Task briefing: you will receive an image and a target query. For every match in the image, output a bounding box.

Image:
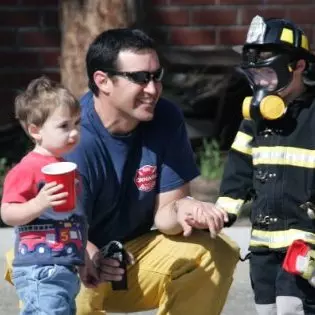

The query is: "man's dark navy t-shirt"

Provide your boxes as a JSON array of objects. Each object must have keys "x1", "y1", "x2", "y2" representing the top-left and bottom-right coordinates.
[{"x1": 64, "y1": 91, "x2": 199, "y2": 248}]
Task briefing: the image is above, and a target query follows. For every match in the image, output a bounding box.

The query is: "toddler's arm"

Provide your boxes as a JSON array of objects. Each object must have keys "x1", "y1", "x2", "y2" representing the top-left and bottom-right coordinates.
[{"x1": 1, "y1": 182, "x2": 67, "y2": 226}]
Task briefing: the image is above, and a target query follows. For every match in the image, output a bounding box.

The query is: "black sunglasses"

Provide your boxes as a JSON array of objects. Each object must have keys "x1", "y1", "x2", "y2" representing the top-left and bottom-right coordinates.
[{"x1": 104, "y1": 67, "x2": 164, "y2": 85}]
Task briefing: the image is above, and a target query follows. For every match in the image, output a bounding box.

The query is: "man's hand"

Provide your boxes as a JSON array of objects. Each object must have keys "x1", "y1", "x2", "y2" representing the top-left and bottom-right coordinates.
[
  {"x1": 80, "y1": 241, "x2": 135, "y2": 286},
  {"x1": 78, "y1": 241, "x2": 100, "y2": 288},
  {"x1": 98, "y1": 246, "x2": 134, "y2": 283},
  {"x1": 176, "y1": 198, "x2": 229, "y2": 238},
  {"x1": 97, "y1": 257, "x2": 126, "y2": 283},
  {"x1": 79, "y1": 241, "x2": 124, "y2": 288}
]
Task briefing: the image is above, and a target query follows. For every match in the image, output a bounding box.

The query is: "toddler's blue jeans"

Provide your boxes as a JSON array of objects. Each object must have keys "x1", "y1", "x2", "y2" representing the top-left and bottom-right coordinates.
[{"x1": 12, "y1": 264, "x2": 80, "y2": 315}]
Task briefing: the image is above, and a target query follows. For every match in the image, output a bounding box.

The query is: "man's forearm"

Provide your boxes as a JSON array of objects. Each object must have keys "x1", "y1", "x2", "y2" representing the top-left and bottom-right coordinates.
[{"x1": 154, "y1": 200, "x2": 183, "y2": 235}]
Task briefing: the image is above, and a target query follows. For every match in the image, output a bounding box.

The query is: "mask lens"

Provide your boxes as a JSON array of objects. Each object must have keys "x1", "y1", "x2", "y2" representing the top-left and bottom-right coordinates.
[{"x1": 247, "y1": 67, "x2": 278, "y2": 91}]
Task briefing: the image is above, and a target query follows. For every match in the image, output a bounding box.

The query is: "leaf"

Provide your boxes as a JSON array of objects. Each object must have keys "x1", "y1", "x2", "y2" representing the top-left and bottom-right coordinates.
[{"x1": 197, "y1": 139, "x2": 225, "y2": 180}]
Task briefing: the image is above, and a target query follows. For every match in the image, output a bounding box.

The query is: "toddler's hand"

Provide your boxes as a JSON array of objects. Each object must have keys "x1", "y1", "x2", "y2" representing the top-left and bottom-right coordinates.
[{"x1": 34, "y1": 181, "x2": 68, "y2": 213}]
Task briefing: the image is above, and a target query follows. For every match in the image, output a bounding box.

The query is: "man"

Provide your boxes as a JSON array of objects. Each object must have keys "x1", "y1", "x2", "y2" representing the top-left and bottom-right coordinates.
[
  {"x1": 5, "y1": 28, "x2": 239, "y2": 315},
  {"x1": 216, "y1": 16, "x2": 315, "y2": 315}
]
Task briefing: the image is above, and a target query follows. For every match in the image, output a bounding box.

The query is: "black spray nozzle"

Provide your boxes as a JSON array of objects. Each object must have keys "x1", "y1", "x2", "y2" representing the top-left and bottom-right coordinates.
[{"x1": 100, "y1": 240, "x2": 129, "y2": 291}]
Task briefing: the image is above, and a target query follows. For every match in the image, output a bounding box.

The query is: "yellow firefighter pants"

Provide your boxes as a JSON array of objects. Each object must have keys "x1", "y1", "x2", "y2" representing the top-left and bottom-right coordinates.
[{"x1": 5, "y1": 230, "x2": 239, "y2": 315}]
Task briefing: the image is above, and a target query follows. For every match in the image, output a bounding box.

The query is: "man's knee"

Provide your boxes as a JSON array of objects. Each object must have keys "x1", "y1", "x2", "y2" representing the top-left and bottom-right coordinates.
[
  {"x1": 191, "y1": 231, "x2": 240, "y2": 277},
  {"x1": 163, "y1": 230, "x2": 239, "y2": 279},
  {"x1": 177, "y1": 230, "x2": 239, "y2": 261}
]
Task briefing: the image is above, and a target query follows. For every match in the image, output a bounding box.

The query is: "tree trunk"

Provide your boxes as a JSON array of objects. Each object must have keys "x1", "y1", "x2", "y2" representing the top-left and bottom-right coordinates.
[{"x1": 60, "y1": 0, "x2": 134, "y2": 98}]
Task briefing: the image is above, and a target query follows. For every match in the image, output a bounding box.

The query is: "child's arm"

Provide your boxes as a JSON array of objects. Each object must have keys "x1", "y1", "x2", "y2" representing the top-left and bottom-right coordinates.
[{"x1": 1, "y1": 182, "x2": 67, "y2": 226}]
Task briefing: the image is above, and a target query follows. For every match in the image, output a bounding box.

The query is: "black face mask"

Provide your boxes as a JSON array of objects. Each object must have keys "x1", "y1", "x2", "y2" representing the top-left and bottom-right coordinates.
[{"x1": 239, "y1": 51, "x2": 295, "y2": 121}]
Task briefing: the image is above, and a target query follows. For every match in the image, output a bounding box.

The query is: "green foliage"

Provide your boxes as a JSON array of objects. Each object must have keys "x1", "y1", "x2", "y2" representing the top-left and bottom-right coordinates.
[{"x1": 197, "y1": 138, "x2": 225, "y2": 180}]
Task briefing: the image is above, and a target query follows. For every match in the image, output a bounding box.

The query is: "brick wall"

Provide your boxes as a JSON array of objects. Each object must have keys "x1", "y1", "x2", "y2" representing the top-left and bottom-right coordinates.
[
  {"x1": 0, "y1": 0, "x2": 59, "y2": 130},
  {"x1": 0, "y1": 0, "x2": 314, "y2": 130},
  {"x1": 149, "y1": 0, "x2": 315, "y2": 50}
]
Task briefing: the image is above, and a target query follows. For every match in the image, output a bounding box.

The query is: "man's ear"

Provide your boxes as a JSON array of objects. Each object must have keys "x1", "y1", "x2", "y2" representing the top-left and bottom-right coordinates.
[
  {"x1": 93, "y1": 71, "x2": 111, "y2": 94},
  {"x1": 27, "y1": 124, "x2": 41, "y2": 142}
]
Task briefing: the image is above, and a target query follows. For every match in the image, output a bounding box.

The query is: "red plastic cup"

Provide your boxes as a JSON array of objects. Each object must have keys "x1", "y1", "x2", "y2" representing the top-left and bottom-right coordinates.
[{"x1": 41, "y1": 162, "x2": 77, "y2": 212}]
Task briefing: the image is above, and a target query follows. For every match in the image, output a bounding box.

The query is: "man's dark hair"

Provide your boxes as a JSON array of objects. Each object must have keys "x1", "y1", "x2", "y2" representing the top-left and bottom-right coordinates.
[{"x1": 86, "y1": 28, "x2": 156, "y2": 96}]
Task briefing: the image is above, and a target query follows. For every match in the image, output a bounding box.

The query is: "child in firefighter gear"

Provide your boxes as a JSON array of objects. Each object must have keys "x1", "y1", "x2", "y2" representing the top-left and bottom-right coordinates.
[
  {"x1": 0, "y1": 76, "x2": 87, "y2": 315},
  {"x1": 216, "y1": 15, "x2": 315, "y2": 315}
]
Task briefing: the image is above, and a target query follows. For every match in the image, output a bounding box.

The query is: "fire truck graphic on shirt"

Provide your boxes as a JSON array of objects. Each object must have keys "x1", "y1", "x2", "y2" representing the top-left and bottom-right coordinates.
[{"x1": 17, "y1": 218, "x2": 83, "y2": 256}]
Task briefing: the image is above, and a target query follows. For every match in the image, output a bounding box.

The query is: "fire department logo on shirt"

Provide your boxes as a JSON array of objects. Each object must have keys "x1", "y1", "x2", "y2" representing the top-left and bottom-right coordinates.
[{"x1": 134, "y1": 165, "x2": 157, "y2": 192}]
